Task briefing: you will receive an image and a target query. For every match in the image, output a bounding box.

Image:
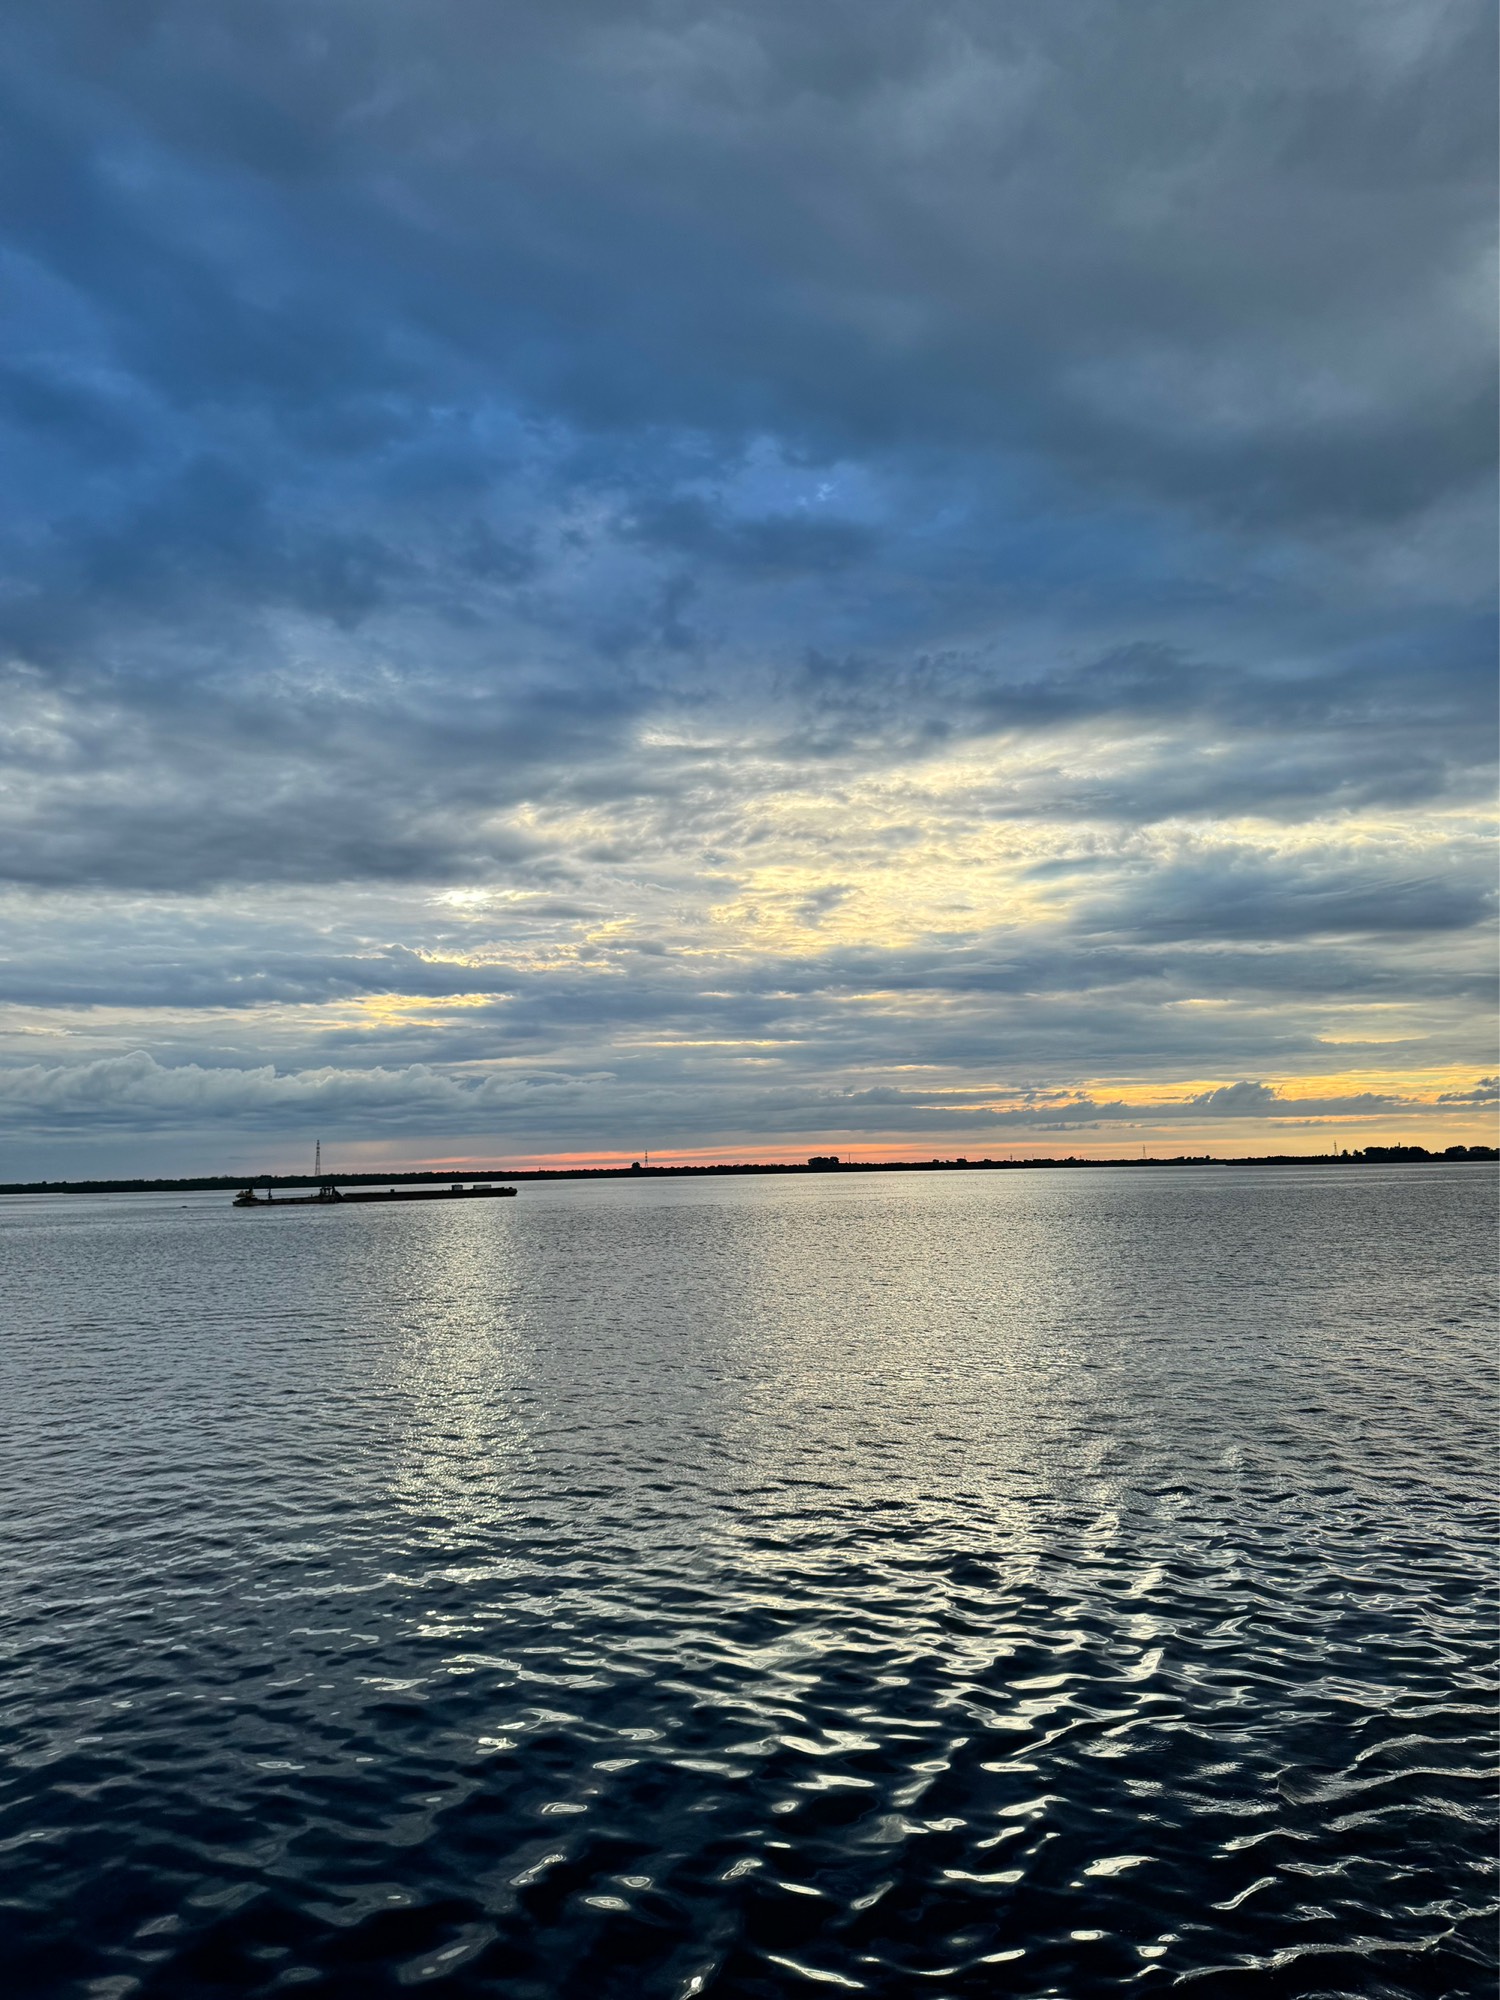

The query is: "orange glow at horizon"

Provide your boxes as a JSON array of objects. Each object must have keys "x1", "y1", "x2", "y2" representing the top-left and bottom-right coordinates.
[{"x1": 310, "y1": 1116, "x2": 1496, "y2": 1178}]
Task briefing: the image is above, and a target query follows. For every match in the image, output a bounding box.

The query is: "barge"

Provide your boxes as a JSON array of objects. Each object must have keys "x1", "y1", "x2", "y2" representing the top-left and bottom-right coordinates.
[{"x1": 234, "y1": 1182, "x2": 516, "y2": 1206}]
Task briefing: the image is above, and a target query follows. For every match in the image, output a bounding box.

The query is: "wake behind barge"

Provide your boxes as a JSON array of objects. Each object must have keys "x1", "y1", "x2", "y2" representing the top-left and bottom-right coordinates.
[{"x1": 234, "y1": 1182, "x2": 516, "y2": 1207}]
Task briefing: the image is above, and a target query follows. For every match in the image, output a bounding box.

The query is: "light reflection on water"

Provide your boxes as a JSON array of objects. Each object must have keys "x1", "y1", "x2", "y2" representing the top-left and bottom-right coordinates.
[{"x1": 0, "y1": 1166, "x2": 1494, "y2": 1998}]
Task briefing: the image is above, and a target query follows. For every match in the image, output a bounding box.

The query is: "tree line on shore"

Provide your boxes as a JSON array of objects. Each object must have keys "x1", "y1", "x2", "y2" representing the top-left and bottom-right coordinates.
[{"x1": 2, "y1": 1143, "x2": 1495, "y2": 1197}]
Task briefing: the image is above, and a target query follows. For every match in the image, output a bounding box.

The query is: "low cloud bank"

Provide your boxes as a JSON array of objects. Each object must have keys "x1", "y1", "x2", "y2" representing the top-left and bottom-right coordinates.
[{"x1": 0, "y1": 1050, "x2": 1462, "y2": 1147}]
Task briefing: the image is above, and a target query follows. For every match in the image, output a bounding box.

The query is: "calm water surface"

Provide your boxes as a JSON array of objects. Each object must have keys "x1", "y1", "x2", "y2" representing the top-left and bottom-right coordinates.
[{"x1": 1, "y1": 1167, "x2": 1495, "y2": 1998}]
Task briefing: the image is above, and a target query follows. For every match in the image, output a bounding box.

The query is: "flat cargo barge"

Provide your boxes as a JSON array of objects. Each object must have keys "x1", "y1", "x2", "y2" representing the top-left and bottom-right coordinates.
[{"x1": 234, "y1": 1183, "x2": 515, "y2": 1206}]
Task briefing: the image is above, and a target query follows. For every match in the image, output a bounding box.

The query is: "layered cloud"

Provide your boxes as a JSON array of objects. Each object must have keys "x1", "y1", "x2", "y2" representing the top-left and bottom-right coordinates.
[
  {"x1": 0, "y1": 1048, "x2": 1455, "y2": 1152},
  {"x1": 0, "y1": 0, "x2": 1492, "y2": 1168}
]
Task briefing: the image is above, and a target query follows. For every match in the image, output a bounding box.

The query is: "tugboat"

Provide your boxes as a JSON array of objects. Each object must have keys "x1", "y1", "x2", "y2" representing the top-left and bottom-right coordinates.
[
  {"x1": 233, "y1": 1183, "x2": 342, "y2": 1206},
  {"x1": 234, "y1": 1142, "x2": 516, "y2": 1206}
]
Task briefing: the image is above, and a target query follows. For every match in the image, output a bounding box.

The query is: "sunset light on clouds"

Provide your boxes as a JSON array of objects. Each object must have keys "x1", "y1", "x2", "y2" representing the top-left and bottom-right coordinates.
[{"x1": 0, "y1": 0, "x2": 1493, "y2": 1173}]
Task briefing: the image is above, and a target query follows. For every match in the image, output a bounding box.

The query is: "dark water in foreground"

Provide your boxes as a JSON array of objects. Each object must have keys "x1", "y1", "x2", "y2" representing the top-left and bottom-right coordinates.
[{"x1": 1, "y1": 1167, "x2": 1495, "y2": 1999}]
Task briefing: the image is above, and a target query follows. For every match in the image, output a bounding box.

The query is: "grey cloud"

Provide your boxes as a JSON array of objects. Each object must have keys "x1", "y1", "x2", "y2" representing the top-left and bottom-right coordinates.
[
  {"x1": 624, "y1": 496, "x2": 878, "y2": 579},
  {"x1": 0, "y1": 1049, "x2": 609, "y2": 1128},
  {"x1": 75, "y1": 0, "x2": 1485, "y2": 532},
  {"x1": 1438, "y1": 1075, "x2": 1499, "y2": 1104},
  {"x1": 1190, "y1": 1081, "x2": 1279, "y2": 1116},
  {"x1": 0, "y1": 1048, "x2": 1440, "y2": 1153},
  {"x1": 804, "y1": 1081, "x2": 1416, "y2": 1129},
  {"x1": 0, "y1": 624, "x2": 1491, "y2": 894},
  {"x1": 1071, "y1": 847, "x2": 1496, "y2": 944},
  {"x1": 0, "y1": 359, "x2": 143, "y2": 464},
  {"x1": 1, "y1": 908, "x2": 1487, "y2": 1104},
  {"x1": 1, "y1": 1, "x2": 1490, "y2": 567},
  {"x1": 0, "y1": 0, "x2": 1490, "y2": 1163},
  {"x1": 0, "y1": 0, "x2": 1491, "y2": 889}
]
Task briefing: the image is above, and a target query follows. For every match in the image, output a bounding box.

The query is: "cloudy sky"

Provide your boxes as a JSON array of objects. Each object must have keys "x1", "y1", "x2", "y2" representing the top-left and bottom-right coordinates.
[{"x1": 0, "y1": 0, "x2": 1494, "y2": 1175}]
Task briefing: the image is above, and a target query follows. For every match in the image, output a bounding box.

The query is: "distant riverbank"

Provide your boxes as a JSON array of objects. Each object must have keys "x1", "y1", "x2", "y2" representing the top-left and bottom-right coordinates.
[{"x1": 2, "y1": 1144, "x2": 1494, "y2": 1197}]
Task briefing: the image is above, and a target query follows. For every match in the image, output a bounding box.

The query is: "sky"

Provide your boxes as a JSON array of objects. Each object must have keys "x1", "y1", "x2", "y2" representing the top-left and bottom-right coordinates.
[{"x1": 0, "y1": 0, "x2": 1495, "y2": 1176}]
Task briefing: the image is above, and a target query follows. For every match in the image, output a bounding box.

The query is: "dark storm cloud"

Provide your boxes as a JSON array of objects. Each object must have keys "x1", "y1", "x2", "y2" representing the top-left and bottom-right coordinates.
[
  {"x1": 20, "y1": 0, "x2": 1485, "y2": 493},
  {"x1": 0, "y1": 0, "x2": 1489, "y2": 648}
]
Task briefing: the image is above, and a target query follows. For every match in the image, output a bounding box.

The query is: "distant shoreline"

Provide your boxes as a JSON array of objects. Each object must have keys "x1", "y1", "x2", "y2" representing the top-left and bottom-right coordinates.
[{"x1": 2, "y1": 1146, "x2": 1494, "y2": 1196}]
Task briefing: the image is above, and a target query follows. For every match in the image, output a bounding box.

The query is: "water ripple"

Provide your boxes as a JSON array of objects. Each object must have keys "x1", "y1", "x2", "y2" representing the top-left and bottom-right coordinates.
[{"x1": 0, "y1": 1167, "x2": 1494, "y2": 1996}]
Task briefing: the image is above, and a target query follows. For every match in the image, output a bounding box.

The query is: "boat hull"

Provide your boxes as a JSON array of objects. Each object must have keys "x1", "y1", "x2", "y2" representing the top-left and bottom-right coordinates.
[{"x1": 233, "y1": 1186, "x2": 516, "y2": 1206}]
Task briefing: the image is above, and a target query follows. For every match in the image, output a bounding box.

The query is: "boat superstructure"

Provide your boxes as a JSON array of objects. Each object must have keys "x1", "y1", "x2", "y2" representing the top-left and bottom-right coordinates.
[
  {"x1": 234, "y1": 1142, "x2": 516, "y2": 1206},
  {"x1": 234, "y1": 1182, "x2": 516, "y2": 1206}
]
